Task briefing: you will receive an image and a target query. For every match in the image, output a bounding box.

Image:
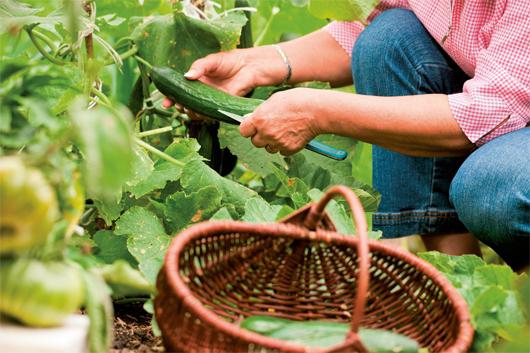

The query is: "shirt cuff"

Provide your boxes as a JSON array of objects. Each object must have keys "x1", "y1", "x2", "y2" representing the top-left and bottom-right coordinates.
[
  {"x1": 448, "y1": 93, "x2": 528, "y2": 146},
  {"x1": 323, "y1": 21, "x2": 365, "y2": 56}
]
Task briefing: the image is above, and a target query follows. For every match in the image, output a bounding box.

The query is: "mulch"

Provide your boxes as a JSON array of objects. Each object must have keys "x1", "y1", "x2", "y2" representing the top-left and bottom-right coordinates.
[{"x1": 110, "y1": 301, "x2": 164, "y2": 353}]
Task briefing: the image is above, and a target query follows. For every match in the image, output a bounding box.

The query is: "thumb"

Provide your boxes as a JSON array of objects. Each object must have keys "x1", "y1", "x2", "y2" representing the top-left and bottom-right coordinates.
[{"x1": 184, "y1": 54, "x2": 220, "y2": 80}]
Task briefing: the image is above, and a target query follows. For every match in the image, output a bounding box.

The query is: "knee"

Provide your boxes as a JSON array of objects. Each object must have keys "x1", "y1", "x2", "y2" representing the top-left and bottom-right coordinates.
[
  {"x1": 351, "y1": 9, "x2": 429, "y2": 94},
  {"x1": 449, "y1": 153, "x2": 530, "y2": 244}
]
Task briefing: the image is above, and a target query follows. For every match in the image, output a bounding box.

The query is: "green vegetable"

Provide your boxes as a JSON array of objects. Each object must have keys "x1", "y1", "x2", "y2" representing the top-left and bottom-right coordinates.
[
  {"x1": 240, "y1": 316, "x2": 419, "y2": 352},
  {"x1": 235, "y1": 0, "x2": 253, "y2": 49},
  {"x1": 150, "y1": 66, "x2": 262, "y2": 124},
  {"x1": 0, "y1": 259, "x2": 84, "y2": 327},
  {"x1": 196, "y1": 122, "x2": 237, "y2": 176},
  {"x1": 100, "y1": 260, "x2": 154, "y2": 299},
  {"x1": 0, "y1": 157, "x2": 59, "y2": 254}
]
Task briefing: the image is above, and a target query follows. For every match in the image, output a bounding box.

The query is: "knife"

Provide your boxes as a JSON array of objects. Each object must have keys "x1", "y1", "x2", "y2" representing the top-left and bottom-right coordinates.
[{"x1": 217, "y1": 109, "x2": 347, "y2": 161}]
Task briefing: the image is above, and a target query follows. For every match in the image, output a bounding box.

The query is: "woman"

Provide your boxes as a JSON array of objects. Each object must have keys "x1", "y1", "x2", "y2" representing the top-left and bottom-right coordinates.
[{"x1": 171, "y1": 1, "x2": 530, "y2": 270}]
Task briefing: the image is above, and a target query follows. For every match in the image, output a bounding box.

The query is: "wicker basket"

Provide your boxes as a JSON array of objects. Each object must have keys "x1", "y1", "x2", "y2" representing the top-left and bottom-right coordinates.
[{"x1": 155, "y1": 186, "x2": 473, "y2": 353}]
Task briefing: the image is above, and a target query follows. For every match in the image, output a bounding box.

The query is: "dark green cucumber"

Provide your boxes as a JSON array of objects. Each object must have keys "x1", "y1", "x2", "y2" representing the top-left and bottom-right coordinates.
[
  {"x1": 150, "y1": 66, "x2": 262, "y2": 124},
  {"x1": 236, "y1": 0, "x2": 253, "y2": 49}
]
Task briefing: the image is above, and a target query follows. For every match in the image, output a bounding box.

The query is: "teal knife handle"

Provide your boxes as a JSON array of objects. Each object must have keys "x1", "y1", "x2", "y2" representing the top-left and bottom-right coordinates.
[{"x1": 305, "y1": 140, "x2": 348, "y2": 160}]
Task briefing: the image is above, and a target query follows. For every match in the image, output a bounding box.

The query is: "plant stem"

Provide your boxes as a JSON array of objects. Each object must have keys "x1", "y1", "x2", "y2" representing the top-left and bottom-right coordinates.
[
  {"x1": 90, "y1": 87, "x2": 111, "y2": 105},
  {"x1": 136, "y1": 126, "x2": 173, "y2": 138},
  {"x1": 134, "y1": 138, "x2": 186, "y2": 167},
  {"x1": 25, "y1": 26, "x2": 66, "y2": 65},
  {"x1": 104, "y1": 45, "x2": 138, "y2": 66},
  {"x1": 83, "y1": 1, "x2": 94, "y2": 59},
  {"x1": 254, "y1": 2, "x2": 279, "y2": 46},
  {"x1": 32, "y1": 29, "x2": 58, "y2": 52},
  {"x1": 134, "y1": 55, "x2": 153, "y2": 70}
]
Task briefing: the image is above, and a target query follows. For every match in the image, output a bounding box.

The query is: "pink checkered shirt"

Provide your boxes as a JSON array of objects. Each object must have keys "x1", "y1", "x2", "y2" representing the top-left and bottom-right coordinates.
[{"x1": 325, "y1": 0, "x2": 530, "y2": 145}]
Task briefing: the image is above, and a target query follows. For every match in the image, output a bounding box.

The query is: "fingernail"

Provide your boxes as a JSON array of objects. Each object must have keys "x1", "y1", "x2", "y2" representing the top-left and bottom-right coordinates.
[{"x1": 184, "y1": 69, "x2": 197, "y2": 78}]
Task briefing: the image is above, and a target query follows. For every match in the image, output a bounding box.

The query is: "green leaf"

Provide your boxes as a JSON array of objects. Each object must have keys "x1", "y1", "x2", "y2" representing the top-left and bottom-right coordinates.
[
  {"x1": 419, "y1": 252, "x2": 527, "y2": 352},
  {"x1": 242, "y1": 197, "x2": 284, "y2": 223},
  {"x1": 133, "y1": 8, "x2": 247, "y2": 72},
  {"x1": 252, "y1": 0, "x2": 326, "y2": 45},
  {"x1": 307, "y1": 188, "x2": 355, "y2": 235},
  {"x1": 218, "y1": 123, "x2": 287, "y2": 176},
  {"x1": 127, "y1": 232, "x2": 171, "y2": 285},
  {"x1": 307, "y1": 0, "x2": 379, "y2": 21},
  {"x1": 124, "y1": 145, "x2": 154, "y2": 189},
  {"x1": 127, "y1": 139, "x2": 202, "y2": 198},
  {"x1": 271, "y1": 165, "x2": 311, "y2": 209},
  {"x1": 115, "y1": 207, "x2": 171, "y2": 285},
  {"x1": 71, "y1": 99, "x2": 134, "y2": 202},
  {"x1": 94, "y1": 197, "x2": 122, "y2": 224},
  {"x1": 163, "y1": 186, "x2": 223, "y2": 234},
  {"x1": 210, "y1": 206, "x2": 234, "y2": 221},
  {"x1": 93, "y1": 230, "x2": 137, "y2": 266},
  {"x1": 181, "y1": 159, "x2": 259, "y2": 213},
  {"x1": 115, "y1": 206, "x2": 166, "y2": 238}
]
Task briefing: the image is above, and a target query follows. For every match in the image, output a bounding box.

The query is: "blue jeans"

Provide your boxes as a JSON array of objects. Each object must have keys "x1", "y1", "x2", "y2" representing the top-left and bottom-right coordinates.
[{"x1": 351, "y1": 9, "x2": 530, "y2": 270}]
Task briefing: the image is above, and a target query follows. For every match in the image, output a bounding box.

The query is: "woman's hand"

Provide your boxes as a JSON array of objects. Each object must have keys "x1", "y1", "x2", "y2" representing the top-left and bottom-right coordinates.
[
  {"x1": 240, "y1": 88, "x2": 322, "y2": 156},
  {"x1": 162, "y1": 46, "x2": 288, "y2": 116}
]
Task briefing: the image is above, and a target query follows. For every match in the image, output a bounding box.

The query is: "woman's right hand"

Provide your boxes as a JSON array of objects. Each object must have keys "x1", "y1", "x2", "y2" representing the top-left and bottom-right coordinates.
[
  {"x1": 184, "y1": 46, "x2": 287, "y2": 96},
  {"x1": 162, "y1": 46, "x2": 288, "y2": 113}
]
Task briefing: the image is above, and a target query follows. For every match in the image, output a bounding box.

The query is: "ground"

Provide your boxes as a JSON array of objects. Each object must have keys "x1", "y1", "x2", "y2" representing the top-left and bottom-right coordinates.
[{"x1": 111, "y1": 302, "x2": 164, "y2": 353}]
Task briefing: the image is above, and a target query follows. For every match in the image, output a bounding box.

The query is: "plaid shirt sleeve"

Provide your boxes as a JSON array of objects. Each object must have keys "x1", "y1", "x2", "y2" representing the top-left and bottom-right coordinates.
[
  {"x1": 323, "y1": 0, "x2": 410, "y2": 55},
  {"x1": 447, "y1": 2, "x2": 530, "y2": 145}
]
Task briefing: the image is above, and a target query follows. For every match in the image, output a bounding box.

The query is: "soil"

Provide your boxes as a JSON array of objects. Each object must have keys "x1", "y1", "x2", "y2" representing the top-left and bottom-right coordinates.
[{"x1": 110, "y1": 301, "x2": 164, "y2": 353}]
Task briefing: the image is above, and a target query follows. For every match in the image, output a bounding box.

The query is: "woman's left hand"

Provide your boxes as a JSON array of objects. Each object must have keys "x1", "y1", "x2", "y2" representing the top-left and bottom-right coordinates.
[{"x1": 240, "y1": 88, "x2": 322, "y2": 156}]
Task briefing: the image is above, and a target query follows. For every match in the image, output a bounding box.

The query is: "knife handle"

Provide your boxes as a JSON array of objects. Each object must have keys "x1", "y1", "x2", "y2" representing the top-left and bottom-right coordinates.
[{"x1": 305, "y1": 140, "x2": 348, "y2": 160}]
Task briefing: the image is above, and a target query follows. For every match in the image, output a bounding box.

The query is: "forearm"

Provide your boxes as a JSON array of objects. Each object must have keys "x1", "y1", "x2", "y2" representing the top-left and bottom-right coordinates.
[
  {"x1": 246, "y1": 30, "x2": 352, "y2": 87},
  {"x1": 314, "y1": 91, "x2": 474, "y2": 157}
]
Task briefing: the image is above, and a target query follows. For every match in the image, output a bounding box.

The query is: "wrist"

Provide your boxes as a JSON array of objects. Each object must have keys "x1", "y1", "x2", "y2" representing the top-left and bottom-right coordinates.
[{"x1": 244, "y1": 45, "x2": 291, "y2": 86}]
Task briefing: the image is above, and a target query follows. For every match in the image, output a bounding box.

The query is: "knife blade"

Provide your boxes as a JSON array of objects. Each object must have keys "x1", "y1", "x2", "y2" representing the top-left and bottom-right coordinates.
[{"x1": 217, "y1": 109, "x2": 347, "y2": 161}]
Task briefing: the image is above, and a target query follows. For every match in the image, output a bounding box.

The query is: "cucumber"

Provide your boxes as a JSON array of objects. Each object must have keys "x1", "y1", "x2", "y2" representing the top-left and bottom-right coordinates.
[
  {"x1": 150, "y1": 66, "x2": 262, "y2": 124},
  {"x1": 240, "y1": 316, "x2": 420, "y2": 352},
  {"x1": 236, "y1": 0, "x2": 253, "y2": 49}
]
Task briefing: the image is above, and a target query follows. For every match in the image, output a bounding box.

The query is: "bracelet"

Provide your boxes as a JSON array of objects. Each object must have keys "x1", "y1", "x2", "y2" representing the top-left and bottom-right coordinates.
[{"x1": 272, "y1": 44, "x2": 292, "y2": 85}]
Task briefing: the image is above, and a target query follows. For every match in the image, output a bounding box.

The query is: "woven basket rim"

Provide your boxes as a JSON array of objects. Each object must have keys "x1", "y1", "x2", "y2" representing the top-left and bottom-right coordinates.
[{"x1": 162, "y1": 220, "x2": 474, "y2": 353}]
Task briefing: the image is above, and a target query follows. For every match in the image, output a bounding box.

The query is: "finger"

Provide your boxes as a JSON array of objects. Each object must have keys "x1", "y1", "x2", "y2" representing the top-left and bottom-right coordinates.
[
  {"x1": 240, "y1": 118, "x2": 257, "y2": 138},
  {"x1": 265, "y1": 145, "x2": 279, "y2": 154},
  {"x1": 162, "y1": 97, "x2": 174, "y2": 109},
  {"x1": 184, "y1": 54, "x2": 221, "y2": 80},
  {"x1": 279, "y1": 148, "x2": 296, "y2": 157},
  {"x1": 250, "y1": 134, "x2": 269, "y2": 148}
]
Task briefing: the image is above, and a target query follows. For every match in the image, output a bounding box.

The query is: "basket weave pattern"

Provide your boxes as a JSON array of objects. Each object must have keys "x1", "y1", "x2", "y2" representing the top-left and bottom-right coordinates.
[{"x1": 156, "y1": 186, "x2": 473, "y2": 353}]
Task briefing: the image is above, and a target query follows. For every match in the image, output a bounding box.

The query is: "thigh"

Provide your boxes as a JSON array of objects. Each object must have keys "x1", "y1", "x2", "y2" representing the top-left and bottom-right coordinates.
[
  {"x1": 351, "y1": 8, "x2": 469, "y2": 237},
  {"x1": 450, "y1": 127, "x2": 530, "y2": 270}
]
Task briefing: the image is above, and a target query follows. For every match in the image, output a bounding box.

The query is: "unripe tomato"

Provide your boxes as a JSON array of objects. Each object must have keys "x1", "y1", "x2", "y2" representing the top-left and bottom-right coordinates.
[
  {"x1": 0, "y1": 259, "x2": 85, "y2": 327},
  {"x1": 0, "y1": 156, "x2": 59, "y2": 253}
]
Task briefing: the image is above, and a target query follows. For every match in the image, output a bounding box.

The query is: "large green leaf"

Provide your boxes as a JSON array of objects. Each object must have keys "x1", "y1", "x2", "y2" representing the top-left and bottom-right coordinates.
[
  {"x1": 218, "y1": 123, "x2": 287, "y2": 176},
  {"x1": 181, "y1": 159, "x2": 260, "y2": 213},
  {"x1": 93, "y1": 230, "x2": 137, "y2": 266},
  {"x1": 307, "y1": 0, "x2": 379, "y2": 22},
  {"x1": 127, "y1": 139, "x2": 203, "y2": 198},
  {"x1": 163, "y1": 186, "x2": 223, "y2": 234},
  {"x1": 71, "y1": 100, "x2": 134, "y2": 202},
  {"x1": 252, "y1": 0, "x2": 326, "y2": 45},
  {"x1": 133, "y1": 5, "x2": 247, "y2": 72},
  {"x1": 419, "y1": 252, "x2": 527, "y2": 352},
  {"x1": 241, "y1": 197, "x2": 284, "y2": 223},
  {"x1": 115, "y1": 207, "x2": 171, "y2": 284}
]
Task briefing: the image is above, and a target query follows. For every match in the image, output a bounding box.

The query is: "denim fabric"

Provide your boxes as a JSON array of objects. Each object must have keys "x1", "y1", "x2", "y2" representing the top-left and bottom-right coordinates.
[
  {"x1": 350, "y1": 8, "x2": 530, "y2": 268},
  {"x1": 352, "y1": 9, "x2": 469, "y2": 237},
  {"x1": 450, "y1": 127, "x2": 530, "y2": 270}
]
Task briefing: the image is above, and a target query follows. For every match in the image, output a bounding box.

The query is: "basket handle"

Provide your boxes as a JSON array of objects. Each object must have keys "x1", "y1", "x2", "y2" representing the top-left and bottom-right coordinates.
[{"x1": 304, "y1": 185, "x2": 370, "y2": 335}]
